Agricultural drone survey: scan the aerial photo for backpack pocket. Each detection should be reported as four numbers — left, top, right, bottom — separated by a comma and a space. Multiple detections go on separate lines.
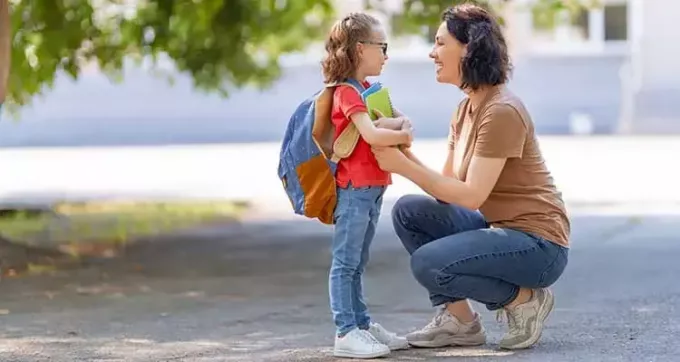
278, 152, 304, 214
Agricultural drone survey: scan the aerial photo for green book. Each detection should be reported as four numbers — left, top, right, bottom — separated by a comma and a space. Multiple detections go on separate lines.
364, 87, 394, 120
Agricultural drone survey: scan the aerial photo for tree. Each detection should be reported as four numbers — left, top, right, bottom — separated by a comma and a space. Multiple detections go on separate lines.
2, 0, 595, 113
3, 0, 335, 112
0, 0, 9, 105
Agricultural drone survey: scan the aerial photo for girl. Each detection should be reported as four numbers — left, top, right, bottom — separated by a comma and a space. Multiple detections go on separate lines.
321, 12, 412, 359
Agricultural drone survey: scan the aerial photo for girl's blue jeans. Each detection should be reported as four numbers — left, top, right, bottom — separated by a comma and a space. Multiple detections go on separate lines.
329, 184, 385, 336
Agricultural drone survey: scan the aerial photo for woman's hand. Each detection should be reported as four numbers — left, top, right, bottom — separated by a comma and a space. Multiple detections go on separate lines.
372, 146, 410, 173
373, 110, 413, 132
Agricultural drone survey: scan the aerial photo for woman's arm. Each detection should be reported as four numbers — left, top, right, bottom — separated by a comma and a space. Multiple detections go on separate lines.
373, 109, 411, 131
374, 116, 408, 130
375, 103, 526, 210
399, 155, 506, 210
401, 147, 425, 168
441, 149, 455, 178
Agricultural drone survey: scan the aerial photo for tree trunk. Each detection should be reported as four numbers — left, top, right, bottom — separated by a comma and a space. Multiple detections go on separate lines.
0, 0, 9, 104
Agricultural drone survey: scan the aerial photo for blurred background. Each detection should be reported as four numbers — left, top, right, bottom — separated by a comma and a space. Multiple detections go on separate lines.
0, 1, 678, 361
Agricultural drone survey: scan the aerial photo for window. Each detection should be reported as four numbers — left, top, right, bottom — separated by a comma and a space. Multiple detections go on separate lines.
604, 4, 628, 41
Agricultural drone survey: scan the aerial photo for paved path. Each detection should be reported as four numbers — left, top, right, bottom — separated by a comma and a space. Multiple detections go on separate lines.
1, 136, 677, 361
0, 207, 678, 361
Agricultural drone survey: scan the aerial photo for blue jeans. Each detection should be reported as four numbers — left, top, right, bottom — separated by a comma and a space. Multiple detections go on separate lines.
392, 194, 569, 310
330, 184, 385, 336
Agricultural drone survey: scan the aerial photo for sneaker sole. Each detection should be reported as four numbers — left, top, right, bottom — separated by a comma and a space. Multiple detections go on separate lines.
408, 333, 486, 348
500, 289, 555, 350
387, 340, 410, 351
333, 349, 391, 359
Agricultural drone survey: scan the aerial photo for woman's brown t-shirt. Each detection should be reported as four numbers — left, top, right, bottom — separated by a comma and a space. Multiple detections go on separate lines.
448, 86, 571, 247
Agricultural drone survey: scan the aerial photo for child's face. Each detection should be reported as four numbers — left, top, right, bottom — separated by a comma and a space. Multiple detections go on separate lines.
357, 27, 389, 78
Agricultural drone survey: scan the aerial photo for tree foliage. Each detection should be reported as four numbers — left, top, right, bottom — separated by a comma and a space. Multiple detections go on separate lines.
5, 0, 334, 110
386, 0, 597, 36
2, 0, 595, 111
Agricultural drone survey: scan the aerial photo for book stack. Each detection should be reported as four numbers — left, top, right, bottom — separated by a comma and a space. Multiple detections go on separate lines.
361, 82, 394, 120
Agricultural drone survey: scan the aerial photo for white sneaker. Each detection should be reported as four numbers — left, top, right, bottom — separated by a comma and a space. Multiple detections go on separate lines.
334, 328, 391, 359
406, 308, 486, 348
368, 322, 409, 350
498, 288, 555, 350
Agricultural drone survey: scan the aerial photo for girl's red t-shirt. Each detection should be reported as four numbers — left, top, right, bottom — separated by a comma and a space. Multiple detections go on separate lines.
331, 81, 392, 188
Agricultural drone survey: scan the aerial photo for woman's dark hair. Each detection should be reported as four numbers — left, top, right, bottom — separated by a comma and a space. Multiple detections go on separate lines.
442, 3, 511, 91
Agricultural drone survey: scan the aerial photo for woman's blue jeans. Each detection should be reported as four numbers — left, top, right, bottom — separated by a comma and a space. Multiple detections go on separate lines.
392, 194, 569, 310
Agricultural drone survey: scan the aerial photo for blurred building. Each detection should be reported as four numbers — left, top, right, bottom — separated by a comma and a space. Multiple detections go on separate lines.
502, 0, 628, 57
335, 0, 679, 133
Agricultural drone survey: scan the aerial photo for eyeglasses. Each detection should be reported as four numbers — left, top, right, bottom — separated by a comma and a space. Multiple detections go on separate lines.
360, 41, 388, 56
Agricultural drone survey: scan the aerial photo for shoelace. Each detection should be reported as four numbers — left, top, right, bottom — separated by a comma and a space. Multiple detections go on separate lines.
359, 329, 382, 344
424, 307, 447, 330
495, 309, 506, 324
496, 309, 520, 334
372, 324, 396, 338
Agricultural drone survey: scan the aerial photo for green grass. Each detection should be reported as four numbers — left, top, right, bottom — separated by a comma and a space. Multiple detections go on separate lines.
0, 201, 249, 248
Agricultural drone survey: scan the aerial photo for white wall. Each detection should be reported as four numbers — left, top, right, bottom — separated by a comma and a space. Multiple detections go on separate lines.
630, 0, 680, 88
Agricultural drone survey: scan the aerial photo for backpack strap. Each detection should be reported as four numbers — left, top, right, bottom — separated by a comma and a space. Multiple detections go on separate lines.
329, 80, 367, 163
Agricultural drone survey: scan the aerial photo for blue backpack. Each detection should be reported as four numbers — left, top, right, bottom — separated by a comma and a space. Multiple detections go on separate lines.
277, 79, 366, 225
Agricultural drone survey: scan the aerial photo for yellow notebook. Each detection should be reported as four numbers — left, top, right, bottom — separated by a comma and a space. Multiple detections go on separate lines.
365, 87, 394, 120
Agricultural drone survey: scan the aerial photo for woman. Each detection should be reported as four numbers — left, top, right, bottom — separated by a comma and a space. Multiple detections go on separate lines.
372, 4, 570, 351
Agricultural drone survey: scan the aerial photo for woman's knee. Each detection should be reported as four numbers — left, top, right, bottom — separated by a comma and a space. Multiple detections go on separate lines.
391, 194, 436, 230
410, 247, 441, 289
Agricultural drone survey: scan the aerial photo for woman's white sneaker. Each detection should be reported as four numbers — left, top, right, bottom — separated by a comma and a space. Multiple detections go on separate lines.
498, 288, 555, 350
334, 328, 391, 359
406, 308, 486, 348
368, 322, 409, 350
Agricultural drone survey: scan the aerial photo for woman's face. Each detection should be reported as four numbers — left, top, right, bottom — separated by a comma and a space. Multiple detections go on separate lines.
429, 21, 466, 86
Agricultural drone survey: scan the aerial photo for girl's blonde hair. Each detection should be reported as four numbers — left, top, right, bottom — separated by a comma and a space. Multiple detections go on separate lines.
321, 13, 381, 84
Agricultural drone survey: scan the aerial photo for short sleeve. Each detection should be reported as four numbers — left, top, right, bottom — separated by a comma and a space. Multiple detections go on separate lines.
474, 104, 527, 158
335, 85, 367, 119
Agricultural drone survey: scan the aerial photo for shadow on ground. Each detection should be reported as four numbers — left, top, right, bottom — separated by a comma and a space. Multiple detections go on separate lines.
0, 210, 679, 361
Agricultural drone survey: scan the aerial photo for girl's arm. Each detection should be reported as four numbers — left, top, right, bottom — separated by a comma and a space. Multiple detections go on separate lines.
351, 112, 412, 147
337, 86, 412, 147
